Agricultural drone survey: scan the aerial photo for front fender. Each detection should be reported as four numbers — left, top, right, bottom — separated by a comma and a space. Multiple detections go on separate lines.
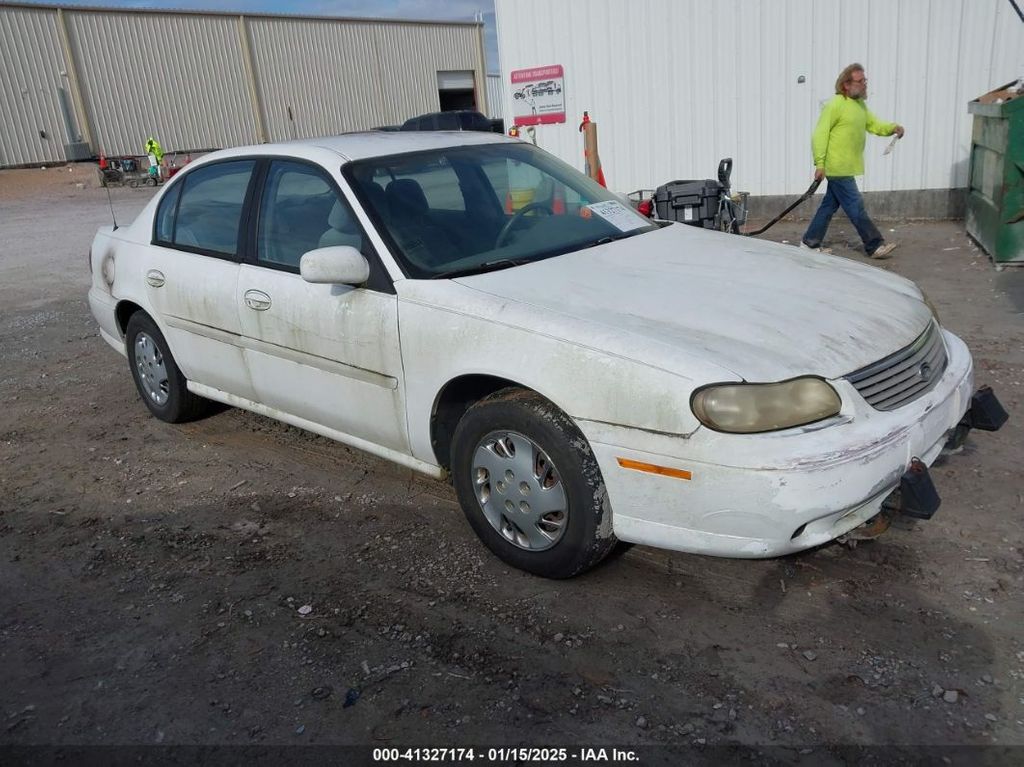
398, 296, 720, 465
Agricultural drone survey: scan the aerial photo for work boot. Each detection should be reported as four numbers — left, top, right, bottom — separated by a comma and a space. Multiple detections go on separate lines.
870, 242, 897, 259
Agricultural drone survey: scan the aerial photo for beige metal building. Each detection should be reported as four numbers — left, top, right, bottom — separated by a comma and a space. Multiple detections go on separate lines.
0, 3, 488, 167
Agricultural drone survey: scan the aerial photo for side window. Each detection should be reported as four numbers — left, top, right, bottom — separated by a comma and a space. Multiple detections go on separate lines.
172, 160, 254, 256
257, 160, 362, 270
154, 183, 181, 243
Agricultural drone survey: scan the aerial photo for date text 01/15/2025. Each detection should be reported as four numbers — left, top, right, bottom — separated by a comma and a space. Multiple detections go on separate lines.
372, 747, 639, 762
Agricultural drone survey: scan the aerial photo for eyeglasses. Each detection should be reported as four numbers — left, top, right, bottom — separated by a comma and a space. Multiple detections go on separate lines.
850, 76, 868, 84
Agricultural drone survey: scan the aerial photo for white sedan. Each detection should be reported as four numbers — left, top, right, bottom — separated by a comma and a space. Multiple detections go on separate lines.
87, 131, 1006, 578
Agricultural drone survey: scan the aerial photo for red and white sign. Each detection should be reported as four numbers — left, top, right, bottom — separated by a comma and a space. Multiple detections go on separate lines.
510, 65, 565, 126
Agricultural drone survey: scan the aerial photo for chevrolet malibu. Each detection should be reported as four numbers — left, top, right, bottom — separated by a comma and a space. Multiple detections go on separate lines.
87, 131, 1006, 578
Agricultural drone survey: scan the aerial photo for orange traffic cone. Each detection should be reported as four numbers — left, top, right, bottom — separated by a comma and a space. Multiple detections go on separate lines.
552, 183, 565, 215
98, 151, 107, 170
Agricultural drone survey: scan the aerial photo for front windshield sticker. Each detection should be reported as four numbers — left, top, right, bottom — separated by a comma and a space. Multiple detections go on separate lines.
585, 200, 648, 232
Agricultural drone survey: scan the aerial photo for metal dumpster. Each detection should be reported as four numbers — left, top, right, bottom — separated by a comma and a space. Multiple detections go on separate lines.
966, 82, 1024, 265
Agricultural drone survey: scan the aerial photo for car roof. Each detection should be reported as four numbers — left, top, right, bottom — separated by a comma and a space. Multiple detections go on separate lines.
207, 130, 513, 163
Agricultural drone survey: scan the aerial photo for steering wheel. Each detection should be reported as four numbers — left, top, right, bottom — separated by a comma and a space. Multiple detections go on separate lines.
495, 202, 554, 248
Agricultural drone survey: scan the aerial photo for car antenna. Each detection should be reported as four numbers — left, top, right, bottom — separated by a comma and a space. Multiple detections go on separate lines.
104, 180, 118, 231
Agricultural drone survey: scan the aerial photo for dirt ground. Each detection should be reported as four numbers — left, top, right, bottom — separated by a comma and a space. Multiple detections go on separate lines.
1, 166, 1022, 759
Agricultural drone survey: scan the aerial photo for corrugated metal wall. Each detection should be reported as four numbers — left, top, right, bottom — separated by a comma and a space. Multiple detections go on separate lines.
66, 10, 258, 157
248, 18, 485, 139
495, 0, 1024, 195
0, 4, 486, 165
0, 6, 70, 165
487, 74, 504, 119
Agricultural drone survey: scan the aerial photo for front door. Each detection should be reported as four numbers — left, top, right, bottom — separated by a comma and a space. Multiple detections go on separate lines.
236, 159, 408, 452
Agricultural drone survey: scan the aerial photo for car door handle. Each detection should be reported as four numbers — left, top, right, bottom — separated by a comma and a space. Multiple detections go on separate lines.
146, 269, 165, 288
244, 289, 272, 311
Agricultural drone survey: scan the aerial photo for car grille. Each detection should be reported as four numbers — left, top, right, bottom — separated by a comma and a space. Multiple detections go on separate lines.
844, 322, 948, 411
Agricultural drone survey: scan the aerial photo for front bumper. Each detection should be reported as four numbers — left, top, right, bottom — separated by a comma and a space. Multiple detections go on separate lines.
581, 329, 993, 558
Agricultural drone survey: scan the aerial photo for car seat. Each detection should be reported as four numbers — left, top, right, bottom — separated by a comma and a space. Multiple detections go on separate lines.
318, 199, 363, 250
385, 179, 430, 216
384, 179, 463, 269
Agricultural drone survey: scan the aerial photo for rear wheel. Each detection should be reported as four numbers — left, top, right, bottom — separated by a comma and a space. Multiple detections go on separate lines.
451, 388, 616, 578
125, 312, 211, 423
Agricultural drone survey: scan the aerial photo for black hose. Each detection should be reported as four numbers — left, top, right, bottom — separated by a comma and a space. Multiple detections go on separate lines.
743, 178, 822, 236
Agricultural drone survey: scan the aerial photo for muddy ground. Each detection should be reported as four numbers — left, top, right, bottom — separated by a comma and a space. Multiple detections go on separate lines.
1, 168, 1022, 759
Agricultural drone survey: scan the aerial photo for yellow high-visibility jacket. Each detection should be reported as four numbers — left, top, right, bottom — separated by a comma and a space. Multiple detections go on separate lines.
812, 95, 896, 177
144, 138, 164, 163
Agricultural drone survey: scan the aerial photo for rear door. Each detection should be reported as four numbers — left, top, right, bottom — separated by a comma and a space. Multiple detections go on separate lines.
144, 159, 257, 400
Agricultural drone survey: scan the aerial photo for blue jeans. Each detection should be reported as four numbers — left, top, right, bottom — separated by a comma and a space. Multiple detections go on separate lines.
802, 176, 884, 255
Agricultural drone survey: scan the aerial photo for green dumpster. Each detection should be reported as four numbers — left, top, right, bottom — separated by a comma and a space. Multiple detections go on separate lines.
966, 82, 1024, 265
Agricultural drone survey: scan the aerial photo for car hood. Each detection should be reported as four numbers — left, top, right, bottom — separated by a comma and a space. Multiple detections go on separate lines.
453, 224, 932, 381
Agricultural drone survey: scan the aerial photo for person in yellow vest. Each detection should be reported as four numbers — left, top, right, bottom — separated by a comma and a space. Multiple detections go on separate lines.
801, 64, 904, 259
144, 136, 164, 179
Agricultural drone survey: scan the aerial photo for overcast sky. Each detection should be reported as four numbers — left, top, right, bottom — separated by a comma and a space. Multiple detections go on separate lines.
22, 0, 500, 72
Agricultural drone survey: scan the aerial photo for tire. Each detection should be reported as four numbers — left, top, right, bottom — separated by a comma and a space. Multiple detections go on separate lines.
125, 312, 211, 423
451, 388, 617, 578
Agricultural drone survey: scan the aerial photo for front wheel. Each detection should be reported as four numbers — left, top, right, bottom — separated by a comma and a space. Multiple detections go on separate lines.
125, 312, 212, 423
451, 388, 616, 578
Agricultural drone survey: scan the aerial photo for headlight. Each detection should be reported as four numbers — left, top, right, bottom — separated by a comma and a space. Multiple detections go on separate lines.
920, 289, 941, 324
691, 377, 842, 433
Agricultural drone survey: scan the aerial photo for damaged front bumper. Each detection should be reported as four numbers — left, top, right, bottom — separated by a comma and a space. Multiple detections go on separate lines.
877, 384, 1008, 522
582, 329, 1007, 558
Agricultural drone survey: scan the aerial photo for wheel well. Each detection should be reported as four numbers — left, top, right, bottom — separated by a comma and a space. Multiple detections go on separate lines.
431, 375, 531, 469
114, 300, 144, 338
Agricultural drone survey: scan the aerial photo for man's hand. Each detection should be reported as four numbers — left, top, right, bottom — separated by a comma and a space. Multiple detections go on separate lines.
814, 167, 825, 182
894, 125, 905, 138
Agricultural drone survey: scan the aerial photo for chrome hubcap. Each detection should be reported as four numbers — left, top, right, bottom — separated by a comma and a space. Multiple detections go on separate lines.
134, 332, 169, 406
471, 431, 567, 551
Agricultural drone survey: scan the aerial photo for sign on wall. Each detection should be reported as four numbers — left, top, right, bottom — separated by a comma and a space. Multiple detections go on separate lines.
510, 65, 565, 126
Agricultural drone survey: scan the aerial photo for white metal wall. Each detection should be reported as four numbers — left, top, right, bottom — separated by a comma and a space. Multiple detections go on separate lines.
495, 0, 1024, 195
487, 74, 504, 119
0, 6, 71, 165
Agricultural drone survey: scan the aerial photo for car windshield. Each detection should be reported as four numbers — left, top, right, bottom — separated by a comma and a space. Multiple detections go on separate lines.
344, 142, 657, 279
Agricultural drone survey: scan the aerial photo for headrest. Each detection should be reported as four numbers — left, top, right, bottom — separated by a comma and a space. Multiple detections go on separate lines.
386, 178, 429, 214
328, 199, 357, 232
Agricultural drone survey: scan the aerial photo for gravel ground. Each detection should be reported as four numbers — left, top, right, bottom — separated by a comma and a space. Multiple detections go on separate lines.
1, 170, 1022, 758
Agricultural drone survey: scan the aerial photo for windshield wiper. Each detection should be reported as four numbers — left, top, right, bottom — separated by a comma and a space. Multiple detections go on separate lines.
576, 232, 639, 251
432, 258, 531, 280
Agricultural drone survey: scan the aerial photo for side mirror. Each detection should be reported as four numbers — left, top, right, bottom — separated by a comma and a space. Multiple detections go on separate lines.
299, 246, 370, 285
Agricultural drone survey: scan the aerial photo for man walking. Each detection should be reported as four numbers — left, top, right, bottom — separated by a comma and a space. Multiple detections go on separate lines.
801, 63, 904, 259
